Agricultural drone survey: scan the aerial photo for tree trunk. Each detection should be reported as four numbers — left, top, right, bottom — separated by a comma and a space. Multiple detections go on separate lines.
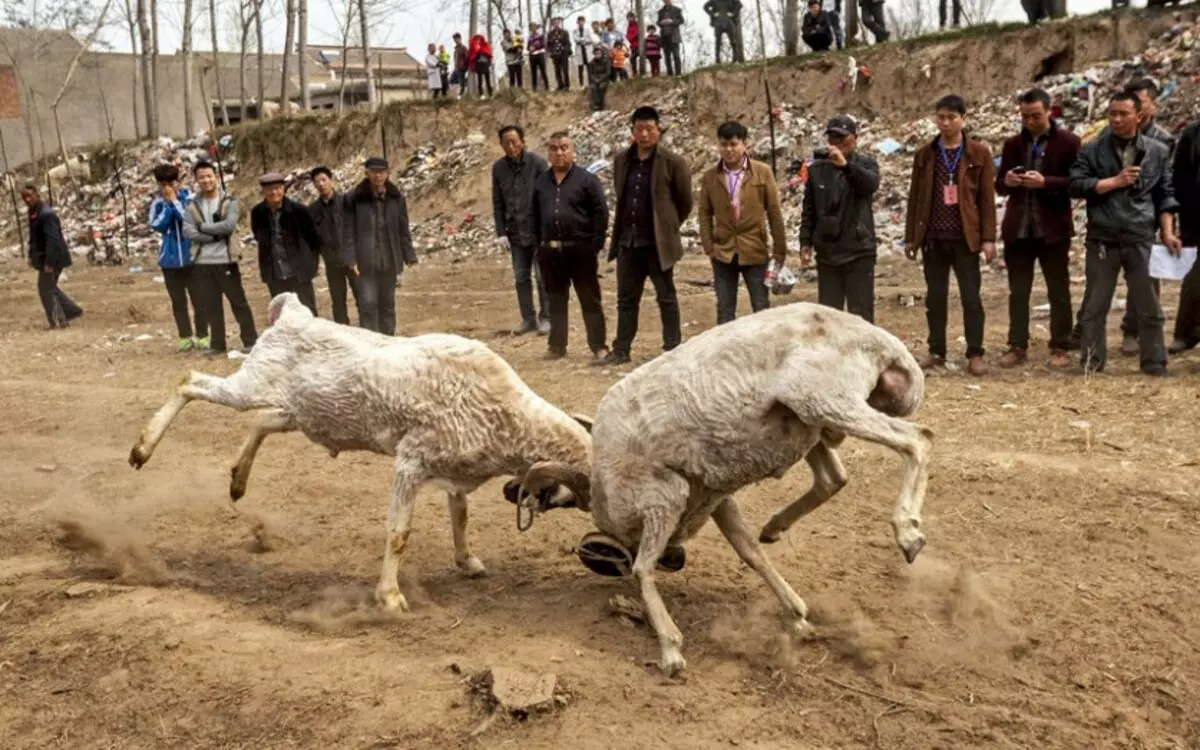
136, 0, 158, 137
280, 0, 295, 111
1050, 0, 1066, 18
123, 0, 143, 138
255, 0, 265, 117
755, 0, 767, 58
151, 0, 160, 127
469, 0, 478, 42
0, 127, 25, 249
357, 0, 374, 111
846, 1, 859, 46
239, 6, 250, 121
50, 0, 113, 199
298, 0, 310, 110
210, 0, 229, 125
783, 0, 798, 55
183, 0, 195, 136
337, 8, 350, 113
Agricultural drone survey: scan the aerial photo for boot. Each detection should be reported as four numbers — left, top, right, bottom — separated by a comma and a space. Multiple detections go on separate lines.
999, 347, 1027, 368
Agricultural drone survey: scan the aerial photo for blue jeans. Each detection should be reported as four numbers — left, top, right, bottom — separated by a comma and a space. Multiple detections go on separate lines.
512, 244, 549, 324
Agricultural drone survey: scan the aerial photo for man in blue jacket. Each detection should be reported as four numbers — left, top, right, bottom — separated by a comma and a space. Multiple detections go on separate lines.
21, 183, 82, 329
150, 163, 208, 352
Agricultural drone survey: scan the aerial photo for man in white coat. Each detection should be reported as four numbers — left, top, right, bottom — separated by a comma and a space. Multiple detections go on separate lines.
425, 44, 444, 99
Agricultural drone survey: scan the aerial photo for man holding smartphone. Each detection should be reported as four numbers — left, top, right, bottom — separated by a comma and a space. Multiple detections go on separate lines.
994, 88, 1080, 369
1069, 91, 1179, 376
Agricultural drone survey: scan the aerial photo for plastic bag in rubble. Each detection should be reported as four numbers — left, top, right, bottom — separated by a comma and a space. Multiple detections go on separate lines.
766, 259, 796, 295
586, 160, 609, 174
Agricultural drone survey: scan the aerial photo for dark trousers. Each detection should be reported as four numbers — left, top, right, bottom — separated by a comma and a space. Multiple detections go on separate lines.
612, 244, 680, 355
475, 64, 493, 96
861, 1, 889, 40
939, 0, 962, 26
712, 256, 770, 325
648, 57, 661, 75
589, 84, 607, 111
1121, 274, 1161, 336
662, 41, 682, 75
553, 55, 571, 89
356, 271, 399, 336
195, 263, 258, 351
162, 266, 207, 340
326, 262, 359, 326
922, 239, 985, 358
267, 277, 318, 317
537, 245, 606, 354
530, 55, 548, 89
802, 32, 832, 52
1079, 240, 1166, 372
507, 63, 523, 88
1004, 239, 1072, 352
455, 69, 469, 96
37, 268, 83, 328
1174, 261, 1200, 345
714, 22, 741, 63
816, 256, 876, 324
512, 244, 549, 324
577, 49, 588, 86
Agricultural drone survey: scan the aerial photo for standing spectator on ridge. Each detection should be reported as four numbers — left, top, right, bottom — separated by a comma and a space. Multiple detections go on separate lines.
588, 46, 612, 111
657, 0, 684, 76
1168, 117, 1200, 355
491, 125, 551, 335
644, 25, 663, 76
599, 105, 693, 367
437, 44, 451, 96
698, 120, 788, 324
22, 183, 83, 330
185, 160, 257, 356
994, 88, 1079, 370
502, 29, 524, 89
800, 115, 882, 323
344, 156, 418, 336
828, 0, 846, 49
1069, 91, 1178, 377
801, 0, 835, 52
939, 0, 962, 29
425, 43, 443, 98
611, 40, 629, 81
859, 0, 890, 42
453, 33, 470, 97
528, 23, 549, 90
531, 132, 610, 361
308, 166, 357, 325
625, 12, 640, 77
250, 173, 322, 316
903, 94, 998, 377
573, 16, 595, 87
468, 34, 494, 99
547, 17, 572, 91
149, 163, 204, 350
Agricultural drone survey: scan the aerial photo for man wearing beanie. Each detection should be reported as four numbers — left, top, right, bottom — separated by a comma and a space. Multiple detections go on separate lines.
250, 172, 323, 315
344, 156, 418, 335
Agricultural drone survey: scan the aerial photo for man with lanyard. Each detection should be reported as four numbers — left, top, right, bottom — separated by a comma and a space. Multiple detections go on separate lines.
904, 93, 998, 376
994, 88, 1080, 370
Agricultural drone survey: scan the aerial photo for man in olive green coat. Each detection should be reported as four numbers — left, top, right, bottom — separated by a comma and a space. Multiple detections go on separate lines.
697, 119, 788, 324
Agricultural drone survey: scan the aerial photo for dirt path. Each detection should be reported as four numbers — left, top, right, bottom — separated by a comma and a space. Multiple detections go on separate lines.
1, 254, 1198, 749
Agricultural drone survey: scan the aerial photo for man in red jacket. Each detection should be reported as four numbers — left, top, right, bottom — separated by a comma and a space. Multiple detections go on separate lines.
994, 88, 1081, 369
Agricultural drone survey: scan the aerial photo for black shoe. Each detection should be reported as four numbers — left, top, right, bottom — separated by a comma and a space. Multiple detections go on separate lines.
592, 350, 631, 367
544, 347, 567, 360
1168, 339, 1195, 355
1142, 364, 1170, 377
205, 348, 228, 357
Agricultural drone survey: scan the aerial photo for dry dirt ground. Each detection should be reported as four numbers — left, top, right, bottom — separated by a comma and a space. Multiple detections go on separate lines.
1, 249, 1198, 750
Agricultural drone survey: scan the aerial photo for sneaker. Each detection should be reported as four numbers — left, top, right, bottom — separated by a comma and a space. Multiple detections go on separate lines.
194, 335, 211, 350
511, 320, 538, 336
1168, 339, 1195, 355
919, 353, 945, 371
537, 319, 550, 335
177, 338, 196, 353
967, 356, 988, 377
204, 347, 228, 358
592, 350, 631, 367
998, 347, 1027, 368
1047, 349, 1071, 369
1119, 333, 1139, 357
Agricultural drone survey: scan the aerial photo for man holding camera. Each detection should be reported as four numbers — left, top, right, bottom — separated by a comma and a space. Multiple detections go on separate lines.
994, 88, 1080, 370
800, 115, 881, 323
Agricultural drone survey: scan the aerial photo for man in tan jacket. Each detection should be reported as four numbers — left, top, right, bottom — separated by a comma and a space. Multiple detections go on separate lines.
698, 120, 788, 324
903, 93, 997, 376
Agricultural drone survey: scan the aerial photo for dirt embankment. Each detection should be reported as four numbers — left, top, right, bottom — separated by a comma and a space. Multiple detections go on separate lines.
233, 9, 1173, 182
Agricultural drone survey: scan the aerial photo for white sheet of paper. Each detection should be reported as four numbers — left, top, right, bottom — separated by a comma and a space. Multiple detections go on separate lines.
1149, 244, 1197, 281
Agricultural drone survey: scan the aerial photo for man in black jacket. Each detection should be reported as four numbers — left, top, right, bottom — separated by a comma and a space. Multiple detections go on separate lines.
308, 166, 357, 325
492, 126, 550, 335
801, 0, 835, 52
531, 131, 610, 360
1068, 92, 1180, 376
344, 156, 418, 336
657, 0, 684, 76
21, 183, 82, 329
800, 115, 880, 323
1169, 118, 1200, 355
250, 173, 322, 316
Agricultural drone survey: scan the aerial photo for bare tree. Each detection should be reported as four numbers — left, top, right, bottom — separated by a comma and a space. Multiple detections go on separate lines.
885, 0, 933, 40
298, 0, 310, 110
357, 0, 374, 110
845, 1, 859, 45
50, 0, 115, 196
255, 0, 265, 116
782, 0, 798, 55
151, 0, 160, 116
210, 0, 230, 125
182, 0, 196, 135
136, 0, 158, 136
280, 0, 295, 110
121, 0, 143, 138
232, 0, 253, 119
959, 0, 999, 26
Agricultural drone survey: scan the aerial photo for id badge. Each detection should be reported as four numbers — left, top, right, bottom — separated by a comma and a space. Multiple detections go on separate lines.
943, 184, 959, 206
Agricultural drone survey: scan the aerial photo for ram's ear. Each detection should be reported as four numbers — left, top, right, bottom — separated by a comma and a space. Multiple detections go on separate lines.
570, 413, 594, 433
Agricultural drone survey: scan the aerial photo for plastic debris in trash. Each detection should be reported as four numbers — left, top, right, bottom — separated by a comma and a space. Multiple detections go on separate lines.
874, 138, 902, 155
586, 159, 609, 174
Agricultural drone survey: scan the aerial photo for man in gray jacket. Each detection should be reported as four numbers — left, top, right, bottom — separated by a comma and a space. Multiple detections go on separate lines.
1069, 92, 1180, 377
183, 160, 258, 355
800, 115, 881, 323
492, 125, 550, 335
308, 166, 357, 325
344, 156, 418, 336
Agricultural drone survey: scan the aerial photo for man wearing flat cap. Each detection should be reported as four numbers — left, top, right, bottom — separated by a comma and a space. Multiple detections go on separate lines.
800, 114, 881, 323
250, 172, 323, 315
344, 156, 418, 335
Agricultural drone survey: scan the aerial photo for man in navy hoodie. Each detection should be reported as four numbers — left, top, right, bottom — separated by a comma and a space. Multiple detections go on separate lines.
22, 183, 82, 329
150, 163, 208, 352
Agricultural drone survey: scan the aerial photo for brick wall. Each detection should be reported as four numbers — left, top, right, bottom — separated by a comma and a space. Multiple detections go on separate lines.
0, 66, 20, 119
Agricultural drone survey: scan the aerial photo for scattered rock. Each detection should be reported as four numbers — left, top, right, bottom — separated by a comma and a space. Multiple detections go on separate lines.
468, 666, 561, 718
36, 464, 58, 473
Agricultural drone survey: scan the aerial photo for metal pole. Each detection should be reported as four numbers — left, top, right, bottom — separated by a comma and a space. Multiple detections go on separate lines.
764, 79, 777, 177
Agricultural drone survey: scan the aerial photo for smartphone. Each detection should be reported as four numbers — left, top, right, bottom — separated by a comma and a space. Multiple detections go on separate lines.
1010, 166, 1027, 174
